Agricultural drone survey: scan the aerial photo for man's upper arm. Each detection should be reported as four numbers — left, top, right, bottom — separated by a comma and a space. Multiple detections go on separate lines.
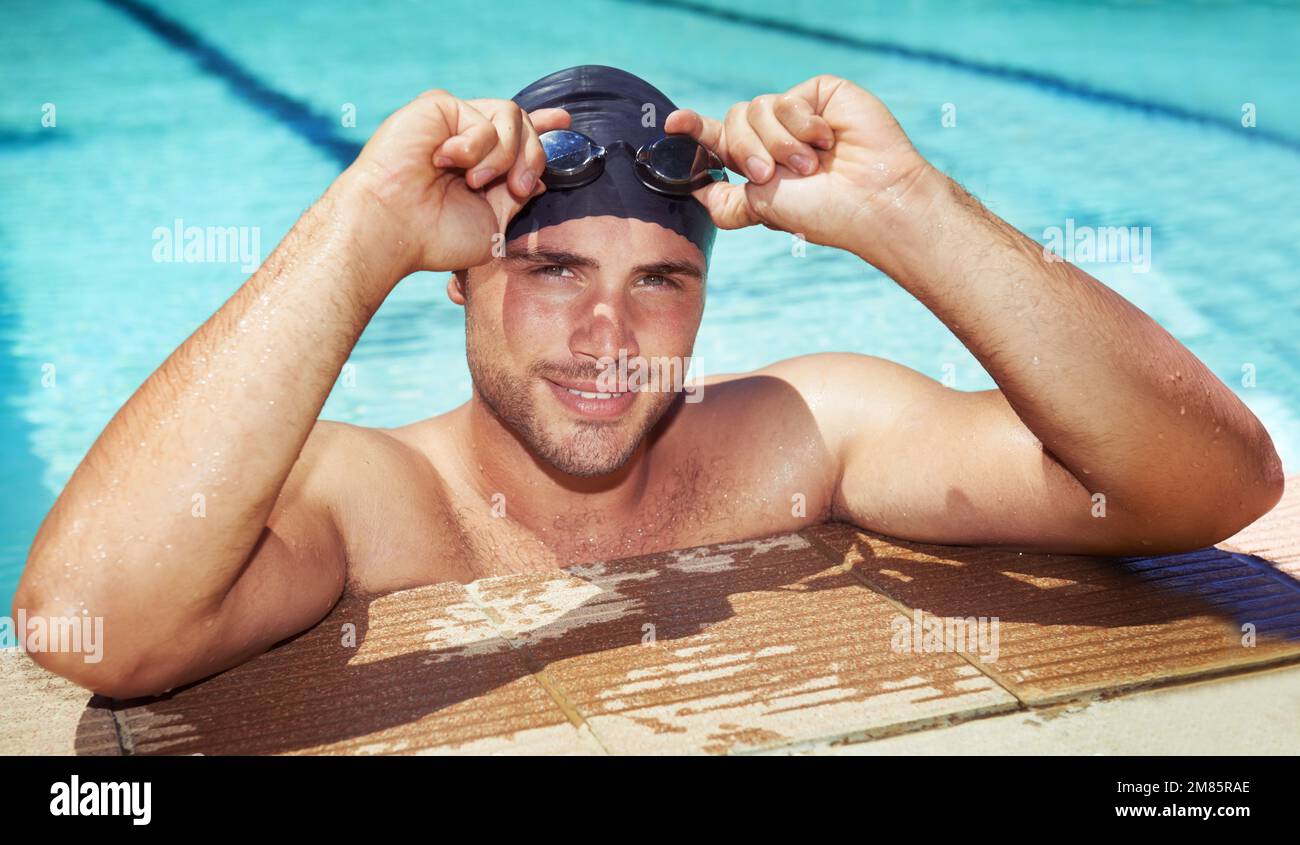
170, 422, 353, 689
761, 352, 1136, 554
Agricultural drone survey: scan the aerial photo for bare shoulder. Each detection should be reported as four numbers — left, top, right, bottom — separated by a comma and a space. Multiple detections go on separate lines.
699, 352, 964, 460
290, 418, 458, 591
751, 351, 946, 402
286, 418, 438, 509
301, 418, 433, 473
287, 418, 445, 542
706, 351, 945, 402
662, 353, 945, 499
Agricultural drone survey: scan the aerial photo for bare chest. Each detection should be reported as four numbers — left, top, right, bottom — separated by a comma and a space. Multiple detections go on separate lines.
352, 449, 832, 592
458, 456, 823, 578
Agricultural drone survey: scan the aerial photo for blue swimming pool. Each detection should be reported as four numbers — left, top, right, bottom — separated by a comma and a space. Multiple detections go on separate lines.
2, 0, 1298, 611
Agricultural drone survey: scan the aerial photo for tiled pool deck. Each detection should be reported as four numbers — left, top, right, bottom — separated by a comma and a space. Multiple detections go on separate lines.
4, 477, 1299, 755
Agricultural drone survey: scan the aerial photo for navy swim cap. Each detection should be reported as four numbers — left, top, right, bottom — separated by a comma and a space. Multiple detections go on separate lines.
506, 65, 718, 268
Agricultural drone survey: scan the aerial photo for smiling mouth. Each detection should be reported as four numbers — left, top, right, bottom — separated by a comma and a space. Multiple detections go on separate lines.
545, 378, 637, 419
562, 387, 626, 400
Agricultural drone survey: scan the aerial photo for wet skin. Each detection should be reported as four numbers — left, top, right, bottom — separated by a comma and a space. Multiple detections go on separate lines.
16, 79, 1283, 698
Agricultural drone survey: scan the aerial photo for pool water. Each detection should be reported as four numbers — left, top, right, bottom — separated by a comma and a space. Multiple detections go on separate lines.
2, 0, 1298, 611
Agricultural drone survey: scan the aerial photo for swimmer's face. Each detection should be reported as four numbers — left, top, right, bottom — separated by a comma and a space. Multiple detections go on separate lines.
450, 215, 707, 477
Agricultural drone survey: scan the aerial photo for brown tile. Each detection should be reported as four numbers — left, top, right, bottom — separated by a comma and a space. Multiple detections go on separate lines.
1222, 474, 1300, 577
0, 651, 121, 755
78, 479, 1300, 755
468, 534, 1016, 754
802, 521, 1300, 705
111, 582, 599, 755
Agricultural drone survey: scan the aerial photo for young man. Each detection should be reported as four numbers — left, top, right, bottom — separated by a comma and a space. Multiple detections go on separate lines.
16, 66, 1282, 698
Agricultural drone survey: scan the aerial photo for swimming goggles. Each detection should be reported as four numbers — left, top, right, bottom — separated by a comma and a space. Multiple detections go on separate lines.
538, 129, 728, 196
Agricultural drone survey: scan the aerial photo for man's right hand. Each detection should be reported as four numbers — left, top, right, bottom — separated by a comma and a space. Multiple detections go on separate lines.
15, 86, 573, 698
344, 91, 571, 279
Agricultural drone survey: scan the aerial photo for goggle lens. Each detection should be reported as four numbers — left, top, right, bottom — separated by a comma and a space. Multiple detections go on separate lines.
538, 129, 726, 195
540, 130, 598, 173
644, 135, 708, 185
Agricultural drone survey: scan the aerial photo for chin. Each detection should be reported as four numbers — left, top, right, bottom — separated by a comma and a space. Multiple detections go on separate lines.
536, 419, 644, 478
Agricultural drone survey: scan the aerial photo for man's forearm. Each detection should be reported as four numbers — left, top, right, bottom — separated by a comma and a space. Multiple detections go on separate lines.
856, 167, 1283, 532
19, 173, 398, 629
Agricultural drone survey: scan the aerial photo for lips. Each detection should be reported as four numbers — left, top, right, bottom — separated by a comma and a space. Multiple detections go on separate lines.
545, 378, 636, 419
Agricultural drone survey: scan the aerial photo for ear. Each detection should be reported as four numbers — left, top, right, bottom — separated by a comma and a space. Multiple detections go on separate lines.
446, 269, 467, 306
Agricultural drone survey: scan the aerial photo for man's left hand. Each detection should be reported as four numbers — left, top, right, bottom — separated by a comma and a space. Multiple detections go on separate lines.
668, 74, 937, 254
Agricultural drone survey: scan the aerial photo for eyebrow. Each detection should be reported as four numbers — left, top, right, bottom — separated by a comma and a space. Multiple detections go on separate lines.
503, 247, 705, 282
503, 248, 597, 270
636, 258, 706, 283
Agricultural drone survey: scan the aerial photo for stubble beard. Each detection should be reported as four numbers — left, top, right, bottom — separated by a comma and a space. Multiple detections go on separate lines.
466, 341, 677, 479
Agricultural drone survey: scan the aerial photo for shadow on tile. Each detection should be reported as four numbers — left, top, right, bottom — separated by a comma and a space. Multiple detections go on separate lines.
76, 536, 860, 754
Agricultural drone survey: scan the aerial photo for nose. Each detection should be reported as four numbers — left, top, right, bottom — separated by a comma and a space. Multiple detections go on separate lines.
568, 288, 639, 365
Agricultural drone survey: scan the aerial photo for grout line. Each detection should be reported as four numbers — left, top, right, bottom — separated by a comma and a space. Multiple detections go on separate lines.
780, 525, 1300, 753
107, 701, 136, 756
764, 654, 1300, 754
1017, 649, 1300, 709
464, 589, 613, 755
740, 700, 1023, 756
798, 524, 1300, 710
798, 525, 1030, 708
